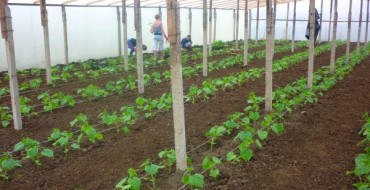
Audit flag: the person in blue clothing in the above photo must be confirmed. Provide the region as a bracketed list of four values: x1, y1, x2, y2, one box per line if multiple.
[181, 35, 193, 50]
[305, 8, 321, 45]
[127, 38, 147, 56]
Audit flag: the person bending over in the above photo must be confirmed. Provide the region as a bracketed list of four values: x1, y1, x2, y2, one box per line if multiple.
[181, 35, 193, 50]
[128, 38, 147, 56]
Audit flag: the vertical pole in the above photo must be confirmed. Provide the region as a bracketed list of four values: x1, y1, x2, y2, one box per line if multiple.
[40, 0, 52, 85]
[166, 0, 187, 171]
[122, 0, 128, 71]
[159, 6, 162, 18]
[117, 7, 122, 57]
[265, 0, 273, 112]
[308, 0, 315, 89]
[233, 9, 236, 41]
[208, 0, 213, 53]
[318, 0, 323, 43]
[0, 0, 22, 130]
[61, 6, 69, 65]
[346, 0, 353, 63]
[189, 8, 192, 37]
[364, 0, 369, 48]
[236, 0, 240, 49]
[243, 0, 249, 66]
[203, 0, 208, 77]
[330, 0, 338, 74]
[285, 3, 289, 40]
[328, 0, 333, 41]
[255, 0, 260, 44]
[272, 0, 277, 57]
[213, 8, 217, 42]
[357, 0, 364, 54]
[291, 0, 297, 52]
[134, 0, 144, 94]
[248, 9, 252, 40]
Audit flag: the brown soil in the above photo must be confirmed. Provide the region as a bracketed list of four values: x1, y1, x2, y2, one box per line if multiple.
[0, 43, 350, 190]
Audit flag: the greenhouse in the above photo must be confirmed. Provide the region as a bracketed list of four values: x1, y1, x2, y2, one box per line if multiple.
[0, 0, 370, 189]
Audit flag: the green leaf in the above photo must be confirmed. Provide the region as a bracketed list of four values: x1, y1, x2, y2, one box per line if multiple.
[71, 143, 80, 149]
[209, 169, 220, 178]
[249, 112, 260, 122]
[27, 147, 39, 158]
[144, 164, 164, 175]
[226, 152, 237, 162]
[128, 177, 141, 190]
[257, 130, 268, 141]
[271, 123, 284, 134]
[14, 142, 25, 151]
[1, 158, 21, 170]
[255, 139, 263, 149]
[189, 173, 204, 187]
[41, 149, 54, 158]
[239, 148, 253, 161]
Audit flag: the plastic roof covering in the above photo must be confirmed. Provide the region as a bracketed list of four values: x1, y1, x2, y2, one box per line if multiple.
[8, 0, 303, 10]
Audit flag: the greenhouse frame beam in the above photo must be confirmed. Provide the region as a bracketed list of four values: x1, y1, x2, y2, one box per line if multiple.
[265, 0, 273, 112]
[346, 0, 353, 64]
[116, 7, 122, 57]
[233, 9, 236, 41]
[248, 9, 251, 40]
[243, 0, 249, 66]
[255, 0, 260, 44]
[307, 0, 315, 89]
[0, 0, 23, 130]
[166, 0, 187, 172]
[330, 0, 338, 74]
[213, 8, 216, 42]
[208, 0, 212, 53]
[202, 0, 208, 77]
[236, 0, 240, 50]
[188, 8, 192, 36]
[134, 0, 144, 94]
[357, 0, 364, 55]
[62, 6, 69, 65]
[291, 0, 296, 52]
[328, 0, 333, 42]
[272, 0, 276, 58]
[40, 0, 52, 85]
[318, 0, 323, 43]
[364, 0, 369, 48]
[285, 3, 289, 39]
[122, 0, 128, 71]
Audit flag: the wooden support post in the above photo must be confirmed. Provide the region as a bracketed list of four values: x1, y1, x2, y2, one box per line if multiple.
[285, 3, 289, 40]
[330, 0, 338, 74]
[236, 0, 240, 49]
[158, 6, 162, 18]
[233, 9, 236, 41]
[308, 0, 315, 89]
[248, 9, 252, 40]
[40, 0, 52, 85]
[291, 0, 297, 52]
[365, 0, 369, 48]
[265, 0, 273, 112]
[134, 0, 144, 93]
[203, 0, 208, 77]
[318, 0, 323, 43]
[61, 6, 69, 65]
[272, 0, 277, 57]
[122, 0, 128, 71]
[208, 0, 213, 53]
[117, 7, 122, 57]
[189, 8, 192, 37]
[255, 0, 260, 44]
[346, 0, 353, 63]
[213, 8, 216, 42]
[0, 0, 22, 130]
[166, 0, 187, 171]
[243, 0, 249, 66]
[328, 0, 333, 41]
[357, 0, 364, 54]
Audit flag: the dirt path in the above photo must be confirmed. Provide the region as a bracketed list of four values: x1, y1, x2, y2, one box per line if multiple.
[204, 55, 370, 189]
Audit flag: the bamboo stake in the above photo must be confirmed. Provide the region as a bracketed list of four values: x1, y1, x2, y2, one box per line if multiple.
[61, 6, 69, 65]
[308, 0, 315, 89]
[255, 0, 260, 44]
[265, 0, 273, 112]
[40, 0, 52, 85]
[364, 0, 369, 48]
[134, 0, 144, 93]
[330, 0, 338, 74]
[203, 0, 208, 77]
[285, 3, 289, 40]
[233, 9, 236, 41]
[243, 0, 249, 66]
[291, 0, 297, 52]
[0, 0, 23, 130]
[208, 0, 213, 53]
[318, 0, 323, 43]
[166, 0, 187, 172]
[122, 0, 128, 71]
[236, 0, 240, 49]
[117, 7, 122, 57]
[213, 8, 216, 42]
[328, 0, 333, 41]
[189, 8, 192, 36]
[249, 9, 252, 40]
[346, 0, 353, 64]
[357, 0, 364, 54]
